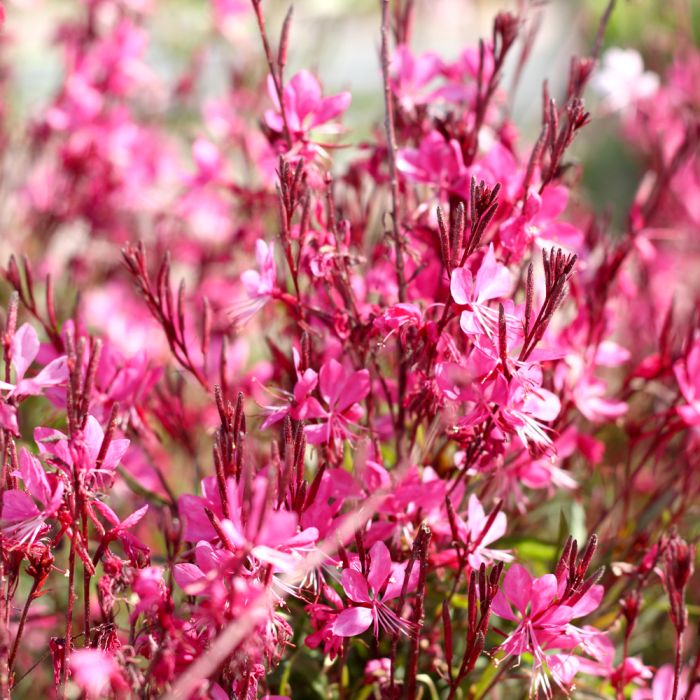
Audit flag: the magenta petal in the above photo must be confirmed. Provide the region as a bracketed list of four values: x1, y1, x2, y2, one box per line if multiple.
[335, 369, 370, 412]
[31, 356, 68, 388]
[304, 422, 330, 445]
[35, 426, 72, 465]
[540, 184, 569, 218]
[474, 244, 512, 303]
[195, 540, 233, 573]
[0, 403, 18, 435]
[1, 490, 40, 522]
[490, 590, 517, 621]
[286, 526, 319, 549]
[83, 415, 105, 461]
[256, 510, 297, 547]
[331, 606, 374, 637]
[311, 91, 351, 127]
[319, 359, 345, 408]
[11, 324, 40, 381]
[530, 574, 557, 616]
[450, 267, 474, 305]
[91, 500, 121, 527]
[524, 388, 561, 423]
[101, 439, 130, 471]
[251, 545, 296, 572]
[178, 494, 215, 542]
[367, 541, 392, 594]
[384, 562, 414, 601]
[173, 563, 207, 594]
[120, 505, 149, 531]
[294, 396, 325, 421]
[570, 584, 604, 618]
[541, 604, 575, 626]
[288, 70, 322, 121]
[341, 568, 370, 603]
[19, 448, 51, 505]
[293, 368, 318, 402]
[503, 564, 533, 615]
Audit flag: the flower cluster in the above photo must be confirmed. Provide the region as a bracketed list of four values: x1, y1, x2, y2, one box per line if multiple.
[0, 1, 698, 699]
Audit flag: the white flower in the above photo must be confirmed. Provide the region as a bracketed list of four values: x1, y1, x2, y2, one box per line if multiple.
[591, 48, 659, 112]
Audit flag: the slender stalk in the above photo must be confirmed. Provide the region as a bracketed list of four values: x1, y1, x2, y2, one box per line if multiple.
[379, 0, 407, 305]
[60, 526, 77, 698]
[8, 579, 40, 669]
[672, 631, 683, 700]
[81, 504, 91, 646]
[0, 561, 9, 700]
[380, 0, 409, 462]
[250, 0, 293, 148]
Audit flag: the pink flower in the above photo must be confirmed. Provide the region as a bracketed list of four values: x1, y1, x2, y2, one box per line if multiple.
[332, 541, 416, 638]
[35, 415, 130, 484]
[397, 131, 468, 198]
[179, 476, 319, 573]
[70, 648, 128, 699]
[264, 70, 351, 141]
[499, 186, 583, 257]
[373, 302, 424, 342]
[242, 239, 277, 300]
[632, 664, 700, 700]
[263, 357, 369, 449]
[131, 566, 168, 617]
[433, 494, 512, 570]
[442, 357, 561, 451]
[0, 323, 68, 398]
[499, 366, 562, 451]
[450, 243, 514, 340]
[303, 360, 370, 446]
[674, 337, 700, 426]
[305, 584, 346, 660]
[173, 540, 237, 597]
[390, 45, 444, 111]
[90, 500, 149, 562]
[571, 373, 628, 423]
[0, 448, 64, 547]
[233, 239, 278, 323]
[492, 563, 604, 696]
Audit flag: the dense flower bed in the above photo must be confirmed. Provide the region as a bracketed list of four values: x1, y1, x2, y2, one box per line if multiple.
[0, 1, 698, 698]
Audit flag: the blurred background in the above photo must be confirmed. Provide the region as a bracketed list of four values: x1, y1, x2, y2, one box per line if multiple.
[4, 0, 697, 230]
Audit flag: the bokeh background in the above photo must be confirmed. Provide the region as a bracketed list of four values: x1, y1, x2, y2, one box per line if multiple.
[3, 0, 698, 236]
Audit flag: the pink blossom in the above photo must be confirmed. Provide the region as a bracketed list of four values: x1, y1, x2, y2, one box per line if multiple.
[263, 357, 369, 449]
[450, 243, 514, 340]
[179, 476, 319, 572]
[397, 131, 468, 198]
[0, 448, 64, 547]
[265, 70, 351, 141]
[35, 415, 130, 483]
[234, 239, 278, 323]
[632, 664, 700, 700]
[499, 186, 583, 257]
[390, 45, 444, 110]
[332, 541, 416, 638]
[492, 563, 604, 695]
[674, 337, 700, 426]
[70, 648, 128, 699]
[433, 494, 512, 569]
[0, 324, 68, 398]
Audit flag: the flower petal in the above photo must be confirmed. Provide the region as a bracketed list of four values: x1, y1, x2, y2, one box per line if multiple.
[367, 541, 393, 595]
[332, 606, 374, 637]
[341, 568, 370, 603]
[11, 324, 40, 382]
